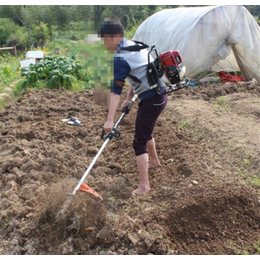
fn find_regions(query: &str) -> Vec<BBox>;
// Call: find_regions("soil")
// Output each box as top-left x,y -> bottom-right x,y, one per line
1,81 -> 260,255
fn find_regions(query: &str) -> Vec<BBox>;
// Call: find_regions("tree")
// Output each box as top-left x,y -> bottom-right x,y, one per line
52,5 -> 75,30
32,22 -> 50,49
19,6 -> 36,48
0,18 -> 17,46
0,5 -> 21,25
93,6 -> 108,30
147,5 -> 158,16
19,6 -> 55,48
103,6 -> 159,31
244,5 -> 260,20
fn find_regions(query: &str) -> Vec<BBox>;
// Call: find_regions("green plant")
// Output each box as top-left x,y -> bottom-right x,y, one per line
108,197 -> 116,202
239,250 -> 250,255
253,238 -> 260,253
31,22 -> 50,49
21,55 -> 95,90
237,237 -> 260,254
243,158 -> 250,167
178,121 -> 190,129
215,97 -> 229,110
249,177 -> 260,188
29,143 -> 35,149
0,98 -> 7,110
0,53 -> 21,86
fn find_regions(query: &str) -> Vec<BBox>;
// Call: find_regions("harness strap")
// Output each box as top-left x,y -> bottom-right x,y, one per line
128,74 -> 142,84
120,41 -> 149,52
120,41 -> 164,94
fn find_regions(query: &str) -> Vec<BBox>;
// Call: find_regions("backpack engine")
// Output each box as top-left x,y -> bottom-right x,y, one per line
120,41 -> 189,95
147,45 -> 189,94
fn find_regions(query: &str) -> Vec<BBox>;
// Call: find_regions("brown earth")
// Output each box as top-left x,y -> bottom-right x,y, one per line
1,81 -> 260,255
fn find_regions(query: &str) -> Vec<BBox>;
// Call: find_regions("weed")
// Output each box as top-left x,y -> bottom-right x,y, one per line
178,121 -> 190,129
0,54 -> 21,86
215,97 -> 229,110
249,177 -> 260,188
239,250 -> 250,255
253,238 -> 260,253
243,158 -> 250,167
29,143 -> 35,149
0,98 -> 7,110
237,237 -> 260,254
108,197 -> 116,202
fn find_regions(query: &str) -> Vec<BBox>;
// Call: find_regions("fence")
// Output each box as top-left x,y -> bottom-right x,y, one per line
0,46 -> 17,57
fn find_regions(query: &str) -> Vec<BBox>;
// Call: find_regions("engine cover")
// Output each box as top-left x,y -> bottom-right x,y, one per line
160,50 -> 183,68
159,51 -> 183,84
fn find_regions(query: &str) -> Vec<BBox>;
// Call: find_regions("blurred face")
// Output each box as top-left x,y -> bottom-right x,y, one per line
102,34 -> 122,51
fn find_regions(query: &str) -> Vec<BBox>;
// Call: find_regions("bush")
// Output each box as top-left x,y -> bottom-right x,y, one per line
31,22 -> 50,49
0,53 -> 21,86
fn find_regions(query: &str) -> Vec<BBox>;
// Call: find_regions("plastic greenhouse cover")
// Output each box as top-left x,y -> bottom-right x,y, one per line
133,5 -> 260,82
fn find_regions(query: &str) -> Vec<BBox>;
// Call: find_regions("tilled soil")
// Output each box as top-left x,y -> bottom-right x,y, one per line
1,81 -> 260,255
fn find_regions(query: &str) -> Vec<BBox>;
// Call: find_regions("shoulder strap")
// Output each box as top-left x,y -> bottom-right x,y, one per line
120,41 -> 149,52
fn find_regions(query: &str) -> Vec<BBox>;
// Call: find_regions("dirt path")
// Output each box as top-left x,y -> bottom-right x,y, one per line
0,82 -> 260,255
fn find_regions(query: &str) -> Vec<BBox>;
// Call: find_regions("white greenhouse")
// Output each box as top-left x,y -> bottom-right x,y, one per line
133,5 -> 260,82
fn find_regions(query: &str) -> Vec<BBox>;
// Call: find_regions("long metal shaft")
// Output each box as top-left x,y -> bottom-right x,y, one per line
72,137 -> 110,194
56,94 -> 138,219
73,94 -> 138,194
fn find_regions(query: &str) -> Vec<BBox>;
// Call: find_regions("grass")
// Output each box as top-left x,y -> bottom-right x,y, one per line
243,158 -> 250,167
178,121 -> 190,130
108,197 -> 117,202
249,177 -> 260,188
215,97 -> 230,110
0,98 -> 7,109
237,237 -> 260,255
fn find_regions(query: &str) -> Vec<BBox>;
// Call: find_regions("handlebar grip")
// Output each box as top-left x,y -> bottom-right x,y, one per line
101,128 -> 121,141
122,106 -> 128,114
122,99 -> 135,114
101,129 -> 105,140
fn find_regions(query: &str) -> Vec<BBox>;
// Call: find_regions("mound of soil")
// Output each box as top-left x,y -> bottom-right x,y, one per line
1,81 -> 260,255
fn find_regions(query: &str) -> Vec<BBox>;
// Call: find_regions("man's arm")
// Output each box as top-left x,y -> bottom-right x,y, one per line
104,56 -> 130,132
126,86 -> 134,101
103,92 -> 121,132
121,86 -> 134,109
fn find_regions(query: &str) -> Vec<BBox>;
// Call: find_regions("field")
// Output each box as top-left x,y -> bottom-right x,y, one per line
1,80 -> 260,255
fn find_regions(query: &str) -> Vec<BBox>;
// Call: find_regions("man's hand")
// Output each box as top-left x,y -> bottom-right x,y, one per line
103,119 -> 114,133
121,99 -> 130,110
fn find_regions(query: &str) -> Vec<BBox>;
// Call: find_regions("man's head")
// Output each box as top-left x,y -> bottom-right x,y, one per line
99,18 -> 124,51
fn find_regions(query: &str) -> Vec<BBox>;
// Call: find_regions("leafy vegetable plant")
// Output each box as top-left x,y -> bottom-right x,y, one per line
21,55 -> 95,90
